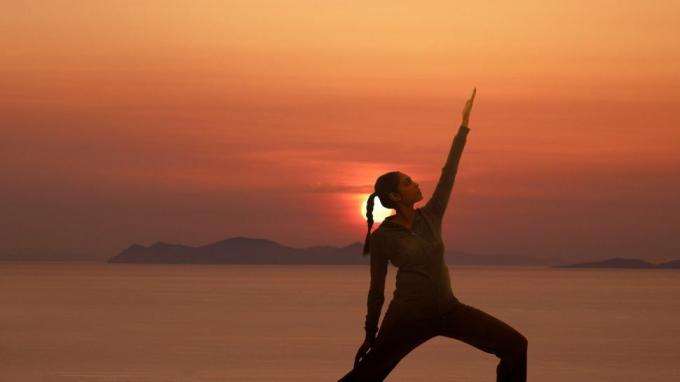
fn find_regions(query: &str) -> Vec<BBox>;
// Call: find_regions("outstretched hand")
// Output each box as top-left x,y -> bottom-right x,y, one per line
461,87 -> 476,127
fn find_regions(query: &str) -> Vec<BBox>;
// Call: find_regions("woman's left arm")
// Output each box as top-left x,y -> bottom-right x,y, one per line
422,88 -> 476,221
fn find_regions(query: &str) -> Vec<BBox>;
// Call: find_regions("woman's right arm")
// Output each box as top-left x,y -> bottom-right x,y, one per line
364,234 -> 389,342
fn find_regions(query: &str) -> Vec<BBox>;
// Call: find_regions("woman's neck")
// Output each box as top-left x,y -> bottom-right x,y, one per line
391,206 -> 417,229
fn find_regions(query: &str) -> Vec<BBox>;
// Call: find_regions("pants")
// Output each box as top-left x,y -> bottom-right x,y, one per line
338,298 -> 528,382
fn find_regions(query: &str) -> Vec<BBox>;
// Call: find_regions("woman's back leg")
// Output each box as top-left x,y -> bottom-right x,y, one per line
338,303 -> 438,381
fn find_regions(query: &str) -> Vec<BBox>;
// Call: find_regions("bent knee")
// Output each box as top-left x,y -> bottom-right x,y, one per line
496,332 -> 527,359
515,333 -> 528,353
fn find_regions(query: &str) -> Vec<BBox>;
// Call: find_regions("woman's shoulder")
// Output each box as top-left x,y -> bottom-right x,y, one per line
370,225 -> 402,253
370,226 -> 387,242
417,206 -> 434,221
369,226 -> 391,246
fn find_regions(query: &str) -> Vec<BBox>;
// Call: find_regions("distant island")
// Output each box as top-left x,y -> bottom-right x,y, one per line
108,236 -> 556,266
554,257 -> 680,269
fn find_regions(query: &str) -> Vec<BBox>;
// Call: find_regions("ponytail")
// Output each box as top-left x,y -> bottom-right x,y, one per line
362,170 -> 400,256
362,192 -> 377,256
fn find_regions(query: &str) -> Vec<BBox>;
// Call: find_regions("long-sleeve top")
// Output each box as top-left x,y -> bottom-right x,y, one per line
364,124 -> 470,340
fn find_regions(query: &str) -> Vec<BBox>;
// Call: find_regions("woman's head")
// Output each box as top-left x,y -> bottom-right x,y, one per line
362,171 -> 423,255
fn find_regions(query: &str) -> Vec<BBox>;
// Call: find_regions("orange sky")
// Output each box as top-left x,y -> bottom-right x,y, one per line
2,1 -> 679,261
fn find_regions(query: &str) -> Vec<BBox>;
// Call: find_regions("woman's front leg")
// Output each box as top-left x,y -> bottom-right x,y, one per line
438,301 -> 528,382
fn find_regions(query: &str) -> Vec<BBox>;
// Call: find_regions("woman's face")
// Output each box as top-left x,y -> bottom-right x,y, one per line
390,172 -> 423,205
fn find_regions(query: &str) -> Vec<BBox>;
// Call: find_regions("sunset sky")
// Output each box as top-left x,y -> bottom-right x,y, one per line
2,1 -> 679,262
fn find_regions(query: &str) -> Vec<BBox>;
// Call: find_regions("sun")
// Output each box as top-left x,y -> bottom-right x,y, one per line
358,193 -> 394,223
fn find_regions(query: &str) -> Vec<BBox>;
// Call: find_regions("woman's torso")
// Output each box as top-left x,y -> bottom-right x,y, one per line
376,208 -> 457,311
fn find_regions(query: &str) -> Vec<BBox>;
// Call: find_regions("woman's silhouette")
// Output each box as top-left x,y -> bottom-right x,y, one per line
338,88 -> 528,382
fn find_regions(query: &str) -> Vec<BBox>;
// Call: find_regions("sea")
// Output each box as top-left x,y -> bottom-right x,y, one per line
1,262 -> 678,381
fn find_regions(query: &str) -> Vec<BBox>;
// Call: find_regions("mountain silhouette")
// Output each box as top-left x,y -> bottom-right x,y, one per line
109,236 -> 366,264
554,257 -> 680,269
108,236 -> 556,265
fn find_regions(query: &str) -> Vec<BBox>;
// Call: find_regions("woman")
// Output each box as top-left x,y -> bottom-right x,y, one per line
338,88 -> 528,382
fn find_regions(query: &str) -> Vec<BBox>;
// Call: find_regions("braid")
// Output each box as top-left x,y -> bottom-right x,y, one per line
362,192 -> 377,256
361,170 -> 399,257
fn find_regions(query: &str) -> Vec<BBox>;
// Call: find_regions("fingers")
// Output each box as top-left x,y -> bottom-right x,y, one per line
354,348 -> 364,367
354,353 -> 365,368
354,345 -> 370,368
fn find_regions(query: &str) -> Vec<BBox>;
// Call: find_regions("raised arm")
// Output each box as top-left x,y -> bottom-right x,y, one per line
423,88 -> 476,221
422,125 -> 470,221
364,233 -> 389,342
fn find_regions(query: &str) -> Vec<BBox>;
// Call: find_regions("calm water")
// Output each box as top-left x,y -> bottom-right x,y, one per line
1,262 -> 679,381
